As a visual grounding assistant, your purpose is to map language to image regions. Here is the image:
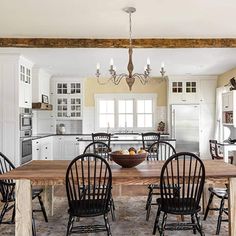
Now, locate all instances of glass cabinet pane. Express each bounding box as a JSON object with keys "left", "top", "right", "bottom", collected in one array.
[
  {"left": 57, "top": 83, "right": 68, "bottom": 94},
  {"left": 70, "top": 83, "right": 81, "bottom": 94}
]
